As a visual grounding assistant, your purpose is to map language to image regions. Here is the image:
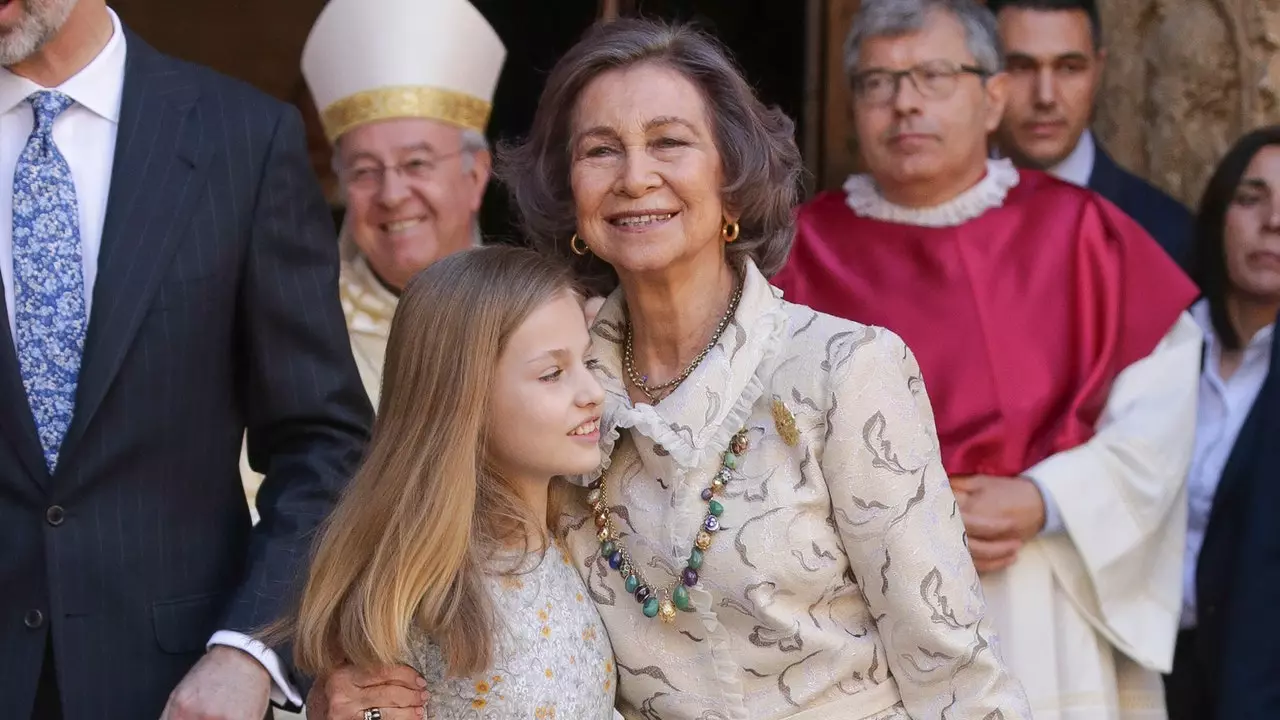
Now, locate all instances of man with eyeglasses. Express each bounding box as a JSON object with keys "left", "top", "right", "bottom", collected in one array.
[
  {"left": 302, "top": 0, "right": 505, "bottom": 402},
  {"left": 774, "top": 0, "right": 1201, "bottom": 716}
]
